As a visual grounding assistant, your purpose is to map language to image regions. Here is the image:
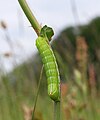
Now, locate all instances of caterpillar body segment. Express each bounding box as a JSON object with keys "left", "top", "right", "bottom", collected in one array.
[
  {"left": 36, "top": 36, "right": 60, "bottom": 102},
  {"left": 46, "top": 69, "right": 59, "bottom": 78}
]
